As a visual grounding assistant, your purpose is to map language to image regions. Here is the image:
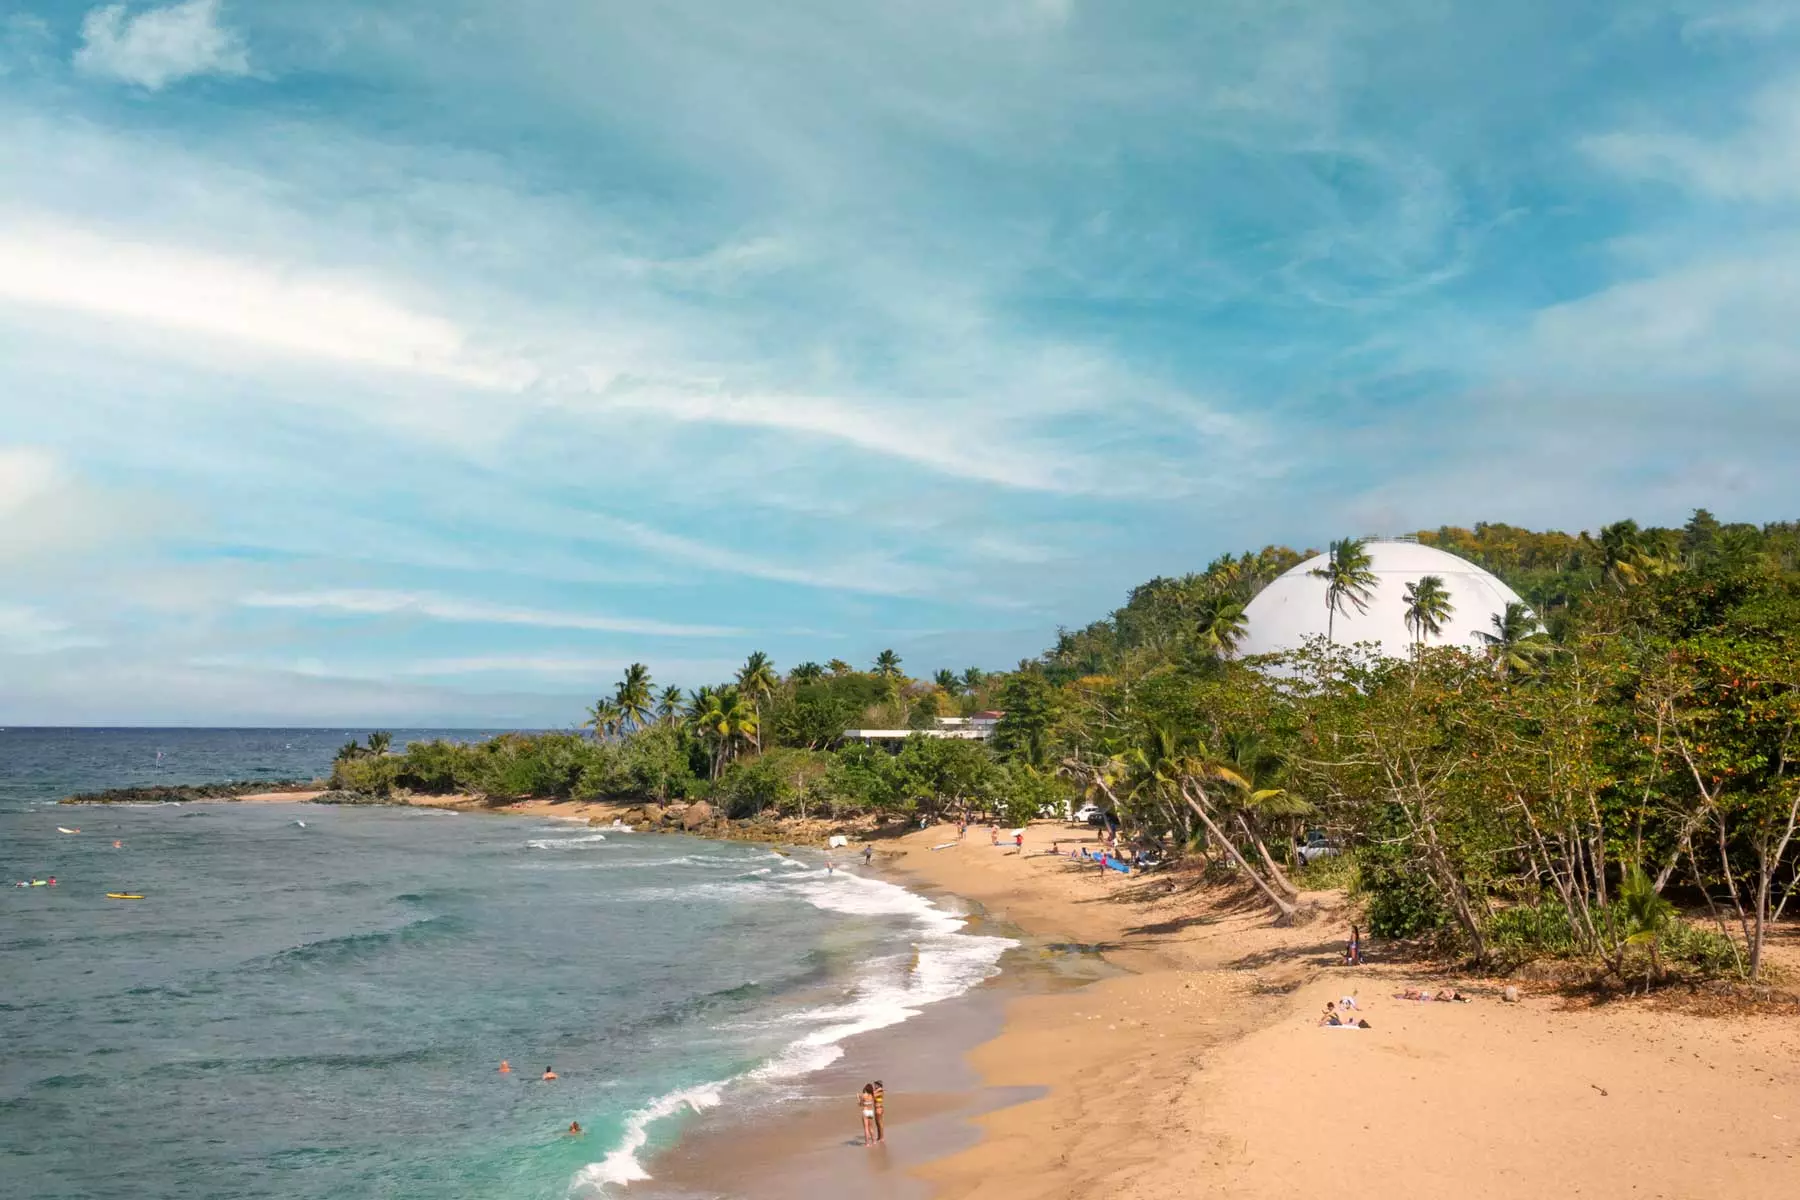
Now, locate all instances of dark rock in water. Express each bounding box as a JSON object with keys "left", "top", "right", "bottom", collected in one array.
[
  {"left": 311, "top": 790, "right": 408, "bottom": 806},
  {"left": 680, "top": 801, "right": 714, "bottom": 830},
  {"left": 63, "top": 781, "right": 320, "bottom": 805}
]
